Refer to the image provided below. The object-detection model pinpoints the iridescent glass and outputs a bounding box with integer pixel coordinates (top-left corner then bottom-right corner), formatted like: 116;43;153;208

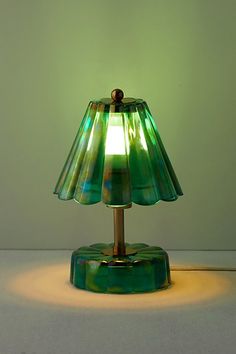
54;91;183;294
71;243;170;293
54;97;183;206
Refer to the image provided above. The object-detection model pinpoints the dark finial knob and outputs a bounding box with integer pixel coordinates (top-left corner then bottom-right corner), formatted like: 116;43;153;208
111;89;124;102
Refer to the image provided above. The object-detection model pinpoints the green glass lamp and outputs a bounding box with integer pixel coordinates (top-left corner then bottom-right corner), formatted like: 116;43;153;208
54;89;183;294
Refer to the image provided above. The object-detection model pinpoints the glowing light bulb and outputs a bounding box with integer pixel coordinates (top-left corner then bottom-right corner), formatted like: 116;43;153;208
105;115;126;155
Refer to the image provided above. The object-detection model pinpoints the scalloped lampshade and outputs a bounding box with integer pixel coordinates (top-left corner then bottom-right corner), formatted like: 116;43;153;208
54;89;183;294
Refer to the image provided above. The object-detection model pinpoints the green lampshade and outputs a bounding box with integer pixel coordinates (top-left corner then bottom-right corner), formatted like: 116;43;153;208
54;93;183;207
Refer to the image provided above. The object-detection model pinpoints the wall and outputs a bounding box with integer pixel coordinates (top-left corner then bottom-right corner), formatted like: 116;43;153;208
0;0;235;249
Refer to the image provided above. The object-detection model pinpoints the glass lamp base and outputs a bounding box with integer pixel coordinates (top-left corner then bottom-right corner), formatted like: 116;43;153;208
70;243;171;294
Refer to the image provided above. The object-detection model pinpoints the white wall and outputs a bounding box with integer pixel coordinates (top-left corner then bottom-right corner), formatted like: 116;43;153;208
0;0;235;249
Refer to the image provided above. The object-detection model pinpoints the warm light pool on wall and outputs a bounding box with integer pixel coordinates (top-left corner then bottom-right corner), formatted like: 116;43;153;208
54;89;183;294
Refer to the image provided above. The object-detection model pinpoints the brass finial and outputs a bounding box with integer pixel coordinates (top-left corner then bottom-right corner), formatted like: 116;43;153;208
111;88;124;102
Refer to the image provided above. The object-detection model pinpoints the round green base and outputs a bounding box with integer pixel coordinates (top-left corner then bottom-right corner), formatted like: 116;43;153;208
70;243;171;294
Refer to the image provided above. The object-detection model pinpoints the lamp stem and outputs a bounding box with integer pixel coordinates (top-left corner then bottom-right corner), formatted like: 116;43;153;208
113;208;126;256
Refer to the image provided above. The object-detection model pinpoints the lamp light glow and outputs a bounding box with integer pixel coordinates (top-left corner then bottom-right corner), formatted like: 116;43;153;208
105;115;127;155
9;264;230;310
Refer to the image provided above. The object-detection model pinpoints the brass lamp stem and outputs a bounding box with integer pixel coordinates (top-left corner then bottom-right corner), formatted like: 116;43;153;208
113;208;126;256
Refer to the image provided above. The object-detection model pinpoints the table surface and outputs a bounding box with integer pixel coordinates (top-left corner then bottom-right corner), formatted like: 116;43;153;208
0;250;235;354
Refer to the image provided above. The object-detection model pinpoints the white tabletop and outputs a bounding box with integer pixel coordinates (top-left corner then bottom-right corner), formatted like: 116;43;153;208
0;250;235;354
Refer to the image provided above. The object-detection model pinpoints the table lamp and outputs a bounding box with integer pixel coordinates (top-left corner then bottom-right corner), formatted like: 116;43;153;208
54;89;183;294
